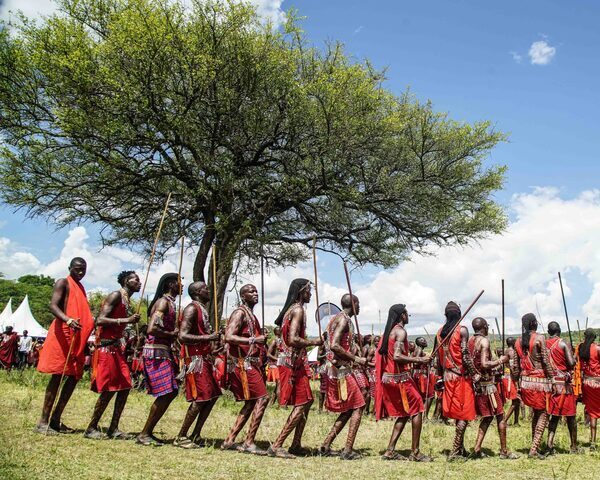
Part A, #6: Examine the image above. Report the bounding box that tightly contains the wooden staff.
[342,260,362,347]
[535,299,546,332]
[430,290,485,359]
[312,236,322,337]
[501,279,505,354]
[176,236,185,321]
[212,243,219,333]
[423,326,434,349]
[495,317,502,353]
[558,272,574,348]
[586,316,589,330]
[45,333,77,435]
[136,192,173,333]
[260,247,265,330]
[577,319,583,343]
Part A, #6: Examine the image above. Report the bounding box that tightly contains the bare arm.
[179,304,219,344]
[331,317,364,364]
[536,335,555,380]
[460,326,478,378]
[266,338,279,362]
[288,306,321,348]
[96,291,140,326]
[561,340,577,370]
[224,310,265,346]
[393,328,428,365]
[49,278,78,327]
[147,298,178,340]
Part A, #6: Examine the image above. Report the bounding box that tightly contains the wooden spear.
[558,272,574,348]
[342,260,362,347]
[312,237,322,337]
[212,243,219,333]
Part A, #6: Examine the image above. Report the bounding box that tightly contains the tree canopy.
[0,0,507,316]
[0,276,56,327]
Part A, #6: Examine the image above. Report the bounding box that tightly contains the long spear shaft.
[312,237,322,337]
[342,260,362,347]
[501,279,505,354]
[558,272,574,347]
[423,327,433,348]
[260,248,265,330]
[495,317,502,353]
[136,193,172,323]
[535,299,545,332]
[212,243,219,333]
[577,319,582,343]
[176,236,185,322]
[586,316,589,330]
[431,290,485,359]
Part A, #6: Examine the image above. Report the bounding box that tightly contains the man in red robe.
[268,278,322,458]
[468,317,518,459]
[174,281,221,449]
[221,284,268,455]
[514,313,555,458]
[436,301,477,461]
[0,326,19,370]
[375,304,432,461]
[579,328,600,449]
[320,294,367,460]
[545,321,578,454]
[84,270,141,440]
[35,257,94,434]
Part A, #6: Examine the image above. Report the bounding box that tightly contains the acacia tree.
[0,0,506,317]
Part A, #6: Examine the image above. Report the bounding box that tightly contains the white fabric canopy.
[307,345,319,363]
[8,295,48,338]
[0,298,12,331]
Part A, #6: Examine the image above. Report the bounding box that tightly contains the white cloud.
[1,0,286,26]
[510,51,522,63]
[0,237,42,277]
[528,40,556,65]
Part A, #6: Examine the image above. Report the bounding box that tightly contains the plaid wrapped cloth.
[143,346,178,398]
[354,369,369,390]
[368,367,376,399]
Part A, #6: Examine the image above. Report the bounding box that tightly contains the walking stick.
[136,193,173,334]
[558,272,574,348]
[45,332,77,435]
[212,243,219,333]
[501,279,505,354]
[312,237,322,338]
[576,319,582,344]
[430,290,485,359]
[342,260,362,347]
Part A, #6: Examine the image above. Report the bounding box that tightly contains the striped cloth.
[143,356,178,397]
[354,370,369,390]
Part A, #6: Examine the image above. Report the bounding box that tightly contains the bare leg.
[223,400,256,446]
[272,405,305,449]
[190,398,218,441]
[497,414,510,455]
[37,375,61,427]
[474,416,493,454]
[590,418,597,447]
[529,410,548,457]
[290,402,312,450]
[531,410,541,439]
[566,415,578,452]
[178,402,202,438]
[385,417,408,453]
[343,407,364,454]
[243,396,269,448]
[86,391,116,432]
[322,410,352,450]
[138,391,177,439]
[108,389,130,434]
[318,390,325,412]
[50,376,78,429]
[425,397,433,420]
[450,420,469,457]
[547,415,560,452]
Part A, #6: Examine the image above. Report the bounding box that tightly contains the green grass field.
[0,370,597,480]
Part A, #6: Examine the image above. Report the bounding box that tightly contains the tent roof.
[8,295,48,338]
[0,298,13,330]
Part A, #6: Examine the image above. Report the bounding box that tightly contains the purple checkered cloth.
[143,356,178,398]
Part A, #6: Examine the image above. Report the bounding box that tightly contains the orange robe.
[38,276,94,380]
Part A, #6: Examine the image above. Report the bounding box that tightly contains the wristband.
[249,336,256,346]
[66,319,73,326]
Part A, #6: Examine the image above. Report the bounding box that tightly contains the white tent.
[0,298,12,331]
[8,295,48,338]
[307,346,319,363]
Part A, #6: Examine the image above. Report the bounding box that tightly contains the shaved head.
[472,317,488,332]
[188,281,206,296]
[547,321,561,336]
[341,294,359,309]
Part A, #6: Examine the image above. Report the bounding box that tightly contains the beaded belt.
[382,371,412,384]
[520,375,550,392]
[583,375,600,388]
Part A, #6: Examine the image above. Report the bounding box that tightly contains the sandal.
[173,436,199,449]
[381,451,406,461]
[107,430,134,440]
[527,451,546,460]
[499,451,520,460]
[340,450,362,460]
[238,443,268,456]
[136,434,164,447]
[471,450,488,459]
[288,446,311,457]
[267,446,296,459]
[51,422,75,434]
[318,446,340,457]
[190,436,207,447]
[409,451,432,462]
[220,441,241,451]
[33,424,59,436]
[447,453,467,463]
[83,429,107,440]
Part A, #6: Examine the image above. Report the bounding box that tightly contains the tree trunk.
[205,235,239,330]
[192,229,215,282]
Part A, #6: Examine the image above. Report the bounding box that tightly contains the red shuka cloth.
[546,337,576,416]
[413,365,435,400]
[375,327,424,420]
[502,374,519,401]
[515,333,548,411]
[467,336,504,417]
[91,299,131,393]
[181,303,221,402]
[324,313,365,413]
[437,327,476,421]
[227,306,267,401]
[38,276,94,380]
[581,344,600,418]
[278,305,313,406]
[0,332,19,367]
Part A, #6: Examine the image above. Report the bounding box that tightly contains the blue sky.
[1,0,600,335]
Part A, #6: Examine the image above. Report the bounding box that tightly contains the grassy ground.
[0,370,597,480]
